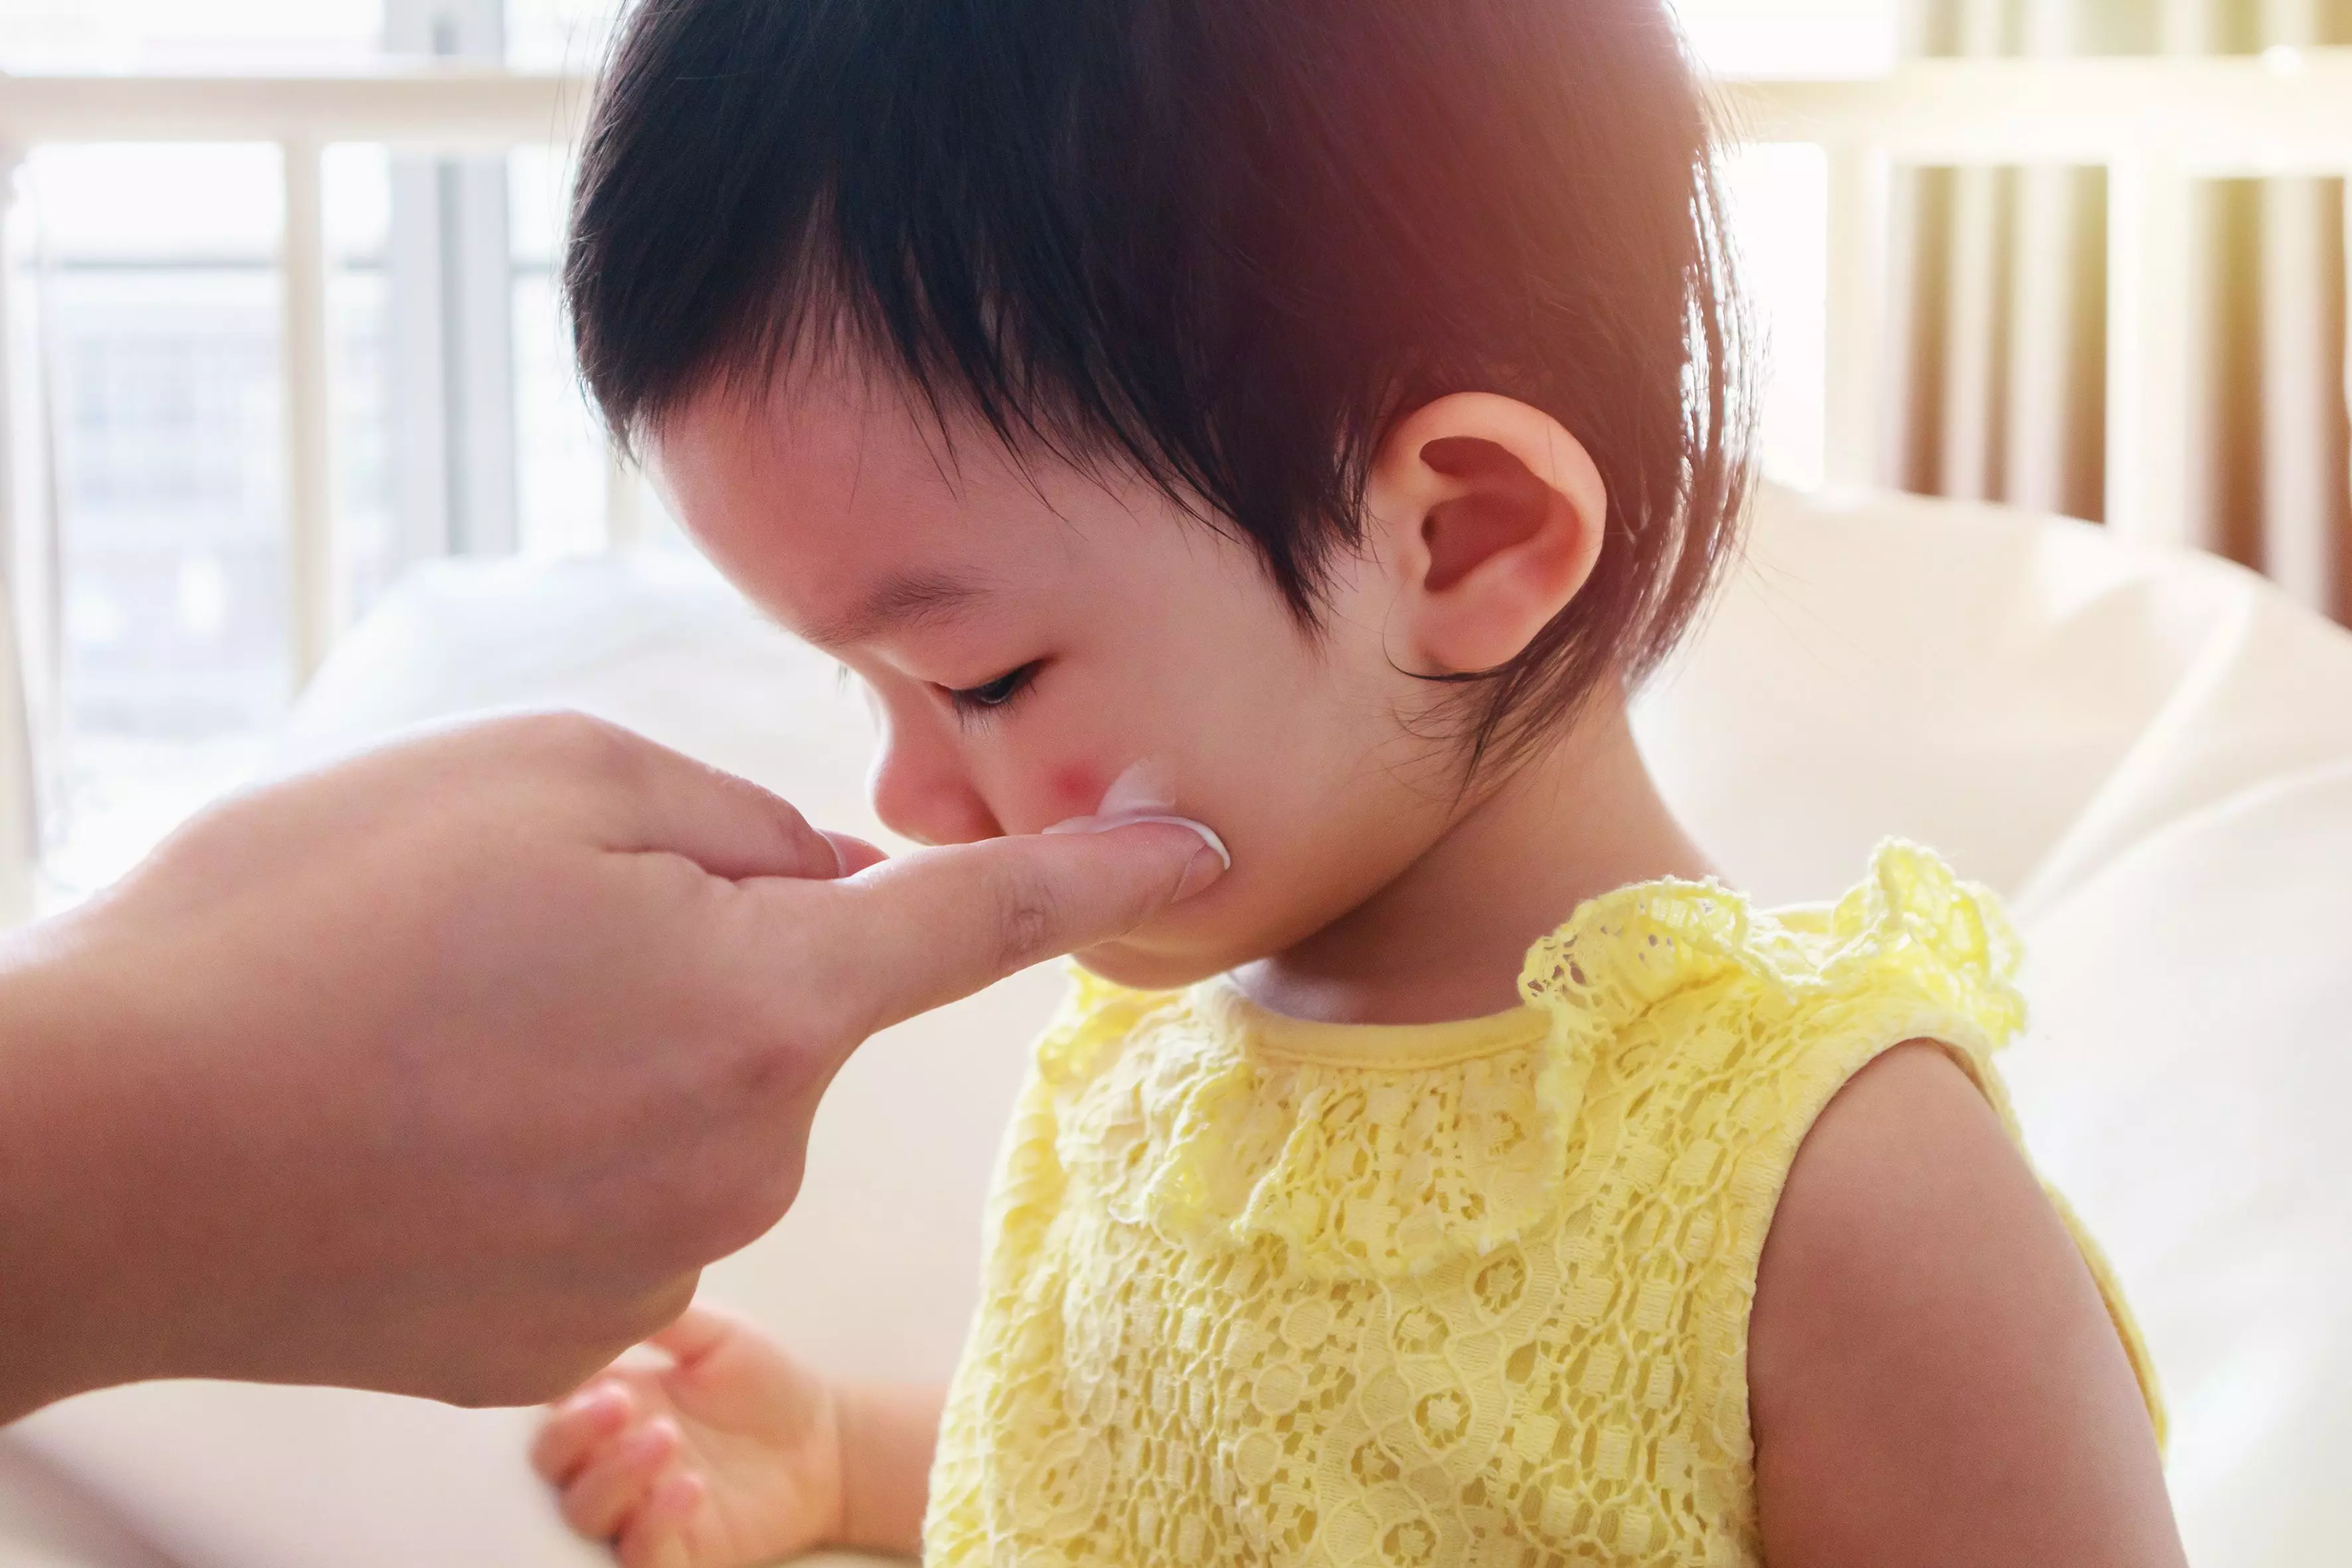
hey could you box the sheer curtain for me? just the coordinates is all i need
[1887,0,2352,624]
[0,139,35,922]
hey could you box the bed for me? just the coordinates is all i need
[3,482,2349,1567]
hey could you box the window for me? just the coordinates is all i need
[0,4,688,907]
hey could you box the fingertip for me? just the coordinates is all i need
[816,816,1229,1036]
[822,830,889,876]
[1172,834,1228,899]
[560,1424,668,1541]
[532,1384,631,1482]
[618,1470,704,1568]
[1044,814,1229,876]
[1083,818,1231,898]
[559,1379,632,1421]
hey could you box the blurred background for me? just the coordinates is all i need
[0,0,2346,913]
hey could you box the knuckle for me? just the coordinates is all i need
[993,869,1062,973]
[776,967,868,1063]
[528,710,641,781]
[696,1141,807,1260]
[747,1138,812,1236]
[746,777,816,840]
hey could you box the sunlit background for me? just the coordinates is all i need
[1,1,2346,908]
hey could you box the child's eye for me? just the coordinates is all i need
[945,662,1041,718]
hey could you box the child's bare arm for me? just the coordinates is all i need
[1750,1042,2185,1567]
[531,1304,943,1568]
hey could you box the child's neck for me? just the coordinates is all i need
[1234,691,1716,1026]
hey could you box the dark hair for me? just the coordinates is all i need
[566,0,1753,769]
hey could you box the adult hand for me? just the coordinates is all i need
[0,712,1221,1423]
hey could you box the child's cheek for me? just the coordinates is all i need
[1046,761,1109,821]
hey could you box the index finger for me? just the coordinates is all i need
[808,820,1225,1038]
[540,715,868,882]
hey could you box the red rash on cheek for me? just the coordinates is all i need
[1047,762,1107,817]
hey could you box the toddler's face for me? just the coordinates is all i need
[657,362,1471,988]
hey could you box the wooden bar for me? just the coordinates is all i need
[1721,51,2352,171]
[2104,160,2200,549]
[0,69,590,151]
[1822,143,1890,489]
[0,56,2344,166]
[1938,165,2003,502]
[2257,174,2341,611]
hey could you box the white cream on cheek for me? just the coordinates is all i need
[1097,757,1176,818]
[1044,755,1232,868]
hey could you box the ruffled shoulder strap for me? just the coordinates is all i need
[1818,839,2028,1055]
[1518,838,2027,1068]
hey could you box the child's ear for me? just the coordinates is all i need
[1365,392,1607,675]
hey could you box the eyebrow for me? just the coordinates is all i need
[805,568,996,649]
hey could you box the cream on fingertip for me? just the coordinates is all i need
[1042,812,1231,869]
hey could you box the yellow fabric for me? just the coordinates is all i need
[924,842,2163,1567]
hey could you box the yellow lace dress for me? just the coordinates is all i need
[922,843,2163,1567]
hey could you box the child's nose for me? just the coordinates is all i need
[866,715,1000,848]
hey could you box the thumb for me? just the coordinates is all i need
[815,820,1227,1036]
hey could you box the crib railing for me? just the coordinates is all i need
[1719,50,2352,551]
[1,51,2349,919]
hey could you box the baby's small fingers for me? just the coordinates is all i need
[615,1468,708,1568]
[559,1418,680,1541]
[532,1382,632,1484]
[615,1467,708,1568]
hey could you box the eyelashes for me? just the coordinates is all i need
[945,661,1042,722]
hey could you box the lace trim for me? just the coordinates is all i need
[1518,837,2025,1052]
[1048,841,2025,1282]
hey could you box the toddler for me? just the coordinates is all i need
[531,1,2180,1563]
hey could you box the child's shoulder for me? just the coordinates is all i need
[1749,1036,2174,1554]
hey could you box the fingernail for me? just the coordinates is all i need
[1174,840,1227,900]
[1129,815,1231,870]
[821,830,888,878]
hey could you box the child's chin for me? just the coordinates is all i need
[1068,937,1235,992]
